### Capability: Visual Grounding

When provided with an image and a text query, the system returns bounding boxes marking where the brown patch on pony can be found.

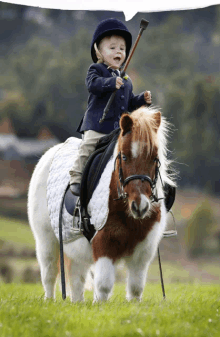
[92,171,161,263]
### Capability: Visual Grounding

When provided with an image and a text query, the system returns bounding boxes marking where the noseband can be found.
[114,152,163,203]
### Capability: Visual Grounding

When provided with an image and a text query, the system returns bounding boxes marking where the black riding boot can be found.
[70,183,81,196]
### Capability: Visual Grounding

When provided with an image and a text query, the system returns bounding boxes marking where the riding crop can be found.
[99,18,149,124]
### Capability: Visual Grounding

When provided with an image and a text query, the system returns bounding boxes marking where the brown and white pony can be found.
[28,106,175,302]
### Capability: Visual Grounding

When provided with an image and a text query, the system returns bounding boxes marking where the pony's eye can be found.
[122,154,127,161]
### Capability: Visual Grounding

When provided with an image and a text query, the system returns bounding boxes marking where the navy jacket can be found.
[77,63,148,134]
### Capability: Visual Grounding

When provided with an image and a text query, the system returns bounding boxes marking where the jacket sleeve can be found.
[85,64,116,95]
[128,91,147,112]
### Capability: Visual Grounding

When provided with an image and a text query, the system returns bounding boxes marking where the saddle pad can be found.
[46,137,116,243]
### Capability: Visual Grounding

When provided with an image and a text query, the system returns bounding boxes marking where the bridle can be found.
[114,151,163,203]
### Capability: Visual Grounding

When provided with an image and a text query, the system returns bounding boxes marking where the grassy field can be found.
[0,216,34,248]
[0,283,219,337]
[0,216,38,283]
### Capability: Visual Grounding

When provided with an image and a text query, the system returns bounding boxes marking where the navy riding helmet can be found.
[91,18,132,63]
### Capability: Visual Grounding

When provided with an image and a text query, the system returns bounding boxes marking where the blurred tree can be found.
[45,28,91,131]
[9,37,55,106]
[0,2,27,18]
[185,199,216,258]
[179,75,220,191]
[131,15,197,94]
[2,28,91,138]
[0,91,34,136]
[0,91,31,121]
[212,5,220,46]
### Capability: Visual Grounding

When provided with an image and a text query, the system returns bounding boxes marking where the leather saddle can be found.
[64,128,121,241]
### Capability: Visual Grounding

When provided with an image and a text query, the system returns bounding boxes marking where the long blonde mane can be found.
[130,106,176,189]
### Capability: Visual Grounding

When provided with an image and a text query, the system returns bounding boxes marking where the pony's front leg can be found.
[93,257,115,302]
[125,257,150,301]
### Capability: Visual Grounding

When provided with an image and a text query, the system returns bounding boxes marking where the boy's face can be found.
[99,35,126,69]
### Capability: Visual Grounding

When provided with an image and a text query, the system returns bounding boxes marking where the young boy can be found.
[69,18,152,196]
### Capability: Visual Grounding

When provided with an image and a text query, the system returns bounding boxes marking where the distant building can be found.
[0,117,59,161]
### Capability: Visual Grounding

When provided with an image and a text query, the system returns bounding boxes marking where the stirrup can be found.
[163,230,177,238]
[73,198,83,232]
[163,210,177,238]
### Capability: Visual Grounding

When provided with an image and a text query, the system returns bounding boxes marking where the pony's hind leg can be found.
[35,230,60,299]
[29,191,60,299]
[64,238,93,302]
[28,143,62,299]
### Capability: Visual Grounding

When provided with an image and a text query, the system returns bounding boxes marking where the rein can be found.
[114,152,164,203]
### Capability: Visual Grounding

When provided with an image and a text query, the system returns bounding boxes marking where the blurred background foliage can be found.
[0,3,219,194]
[185,199,216,258]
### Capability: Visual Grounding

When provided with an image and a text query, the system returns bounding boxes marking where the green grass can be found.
[0,283,219,337]
[0,216,34,248]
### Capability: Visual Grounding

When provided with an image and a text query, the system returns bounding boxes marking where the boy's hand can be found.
[116,77,123,89]
[144,91,152,104]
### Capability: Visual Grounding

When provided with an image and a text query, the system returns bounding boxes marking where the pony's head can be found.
[114,107,164,219]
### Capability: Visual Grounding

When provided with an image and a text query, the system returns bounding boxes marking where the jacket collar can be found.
[102,63,120,76]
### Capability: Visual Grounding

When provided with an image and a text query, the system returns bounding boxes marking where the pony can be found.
[28,106,176,302]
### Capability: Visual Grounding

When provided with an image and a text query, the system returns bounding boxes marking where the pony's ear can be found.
[120,114,133,136]
[153,111,161,131]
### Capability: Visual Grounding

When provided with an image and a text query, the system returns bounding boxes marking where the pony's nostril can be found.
[131,196,149,219]
[131,201,138,213]
[142,203,149,213]
[141,203,149,216]
[131,201,141,217]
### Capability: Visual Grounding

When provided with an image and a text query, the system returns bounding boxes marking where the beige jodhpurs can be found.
[69,130,106,185]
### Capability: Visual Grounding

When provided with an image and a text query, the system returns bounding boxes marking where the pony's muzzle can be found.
[131,194,150,219]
